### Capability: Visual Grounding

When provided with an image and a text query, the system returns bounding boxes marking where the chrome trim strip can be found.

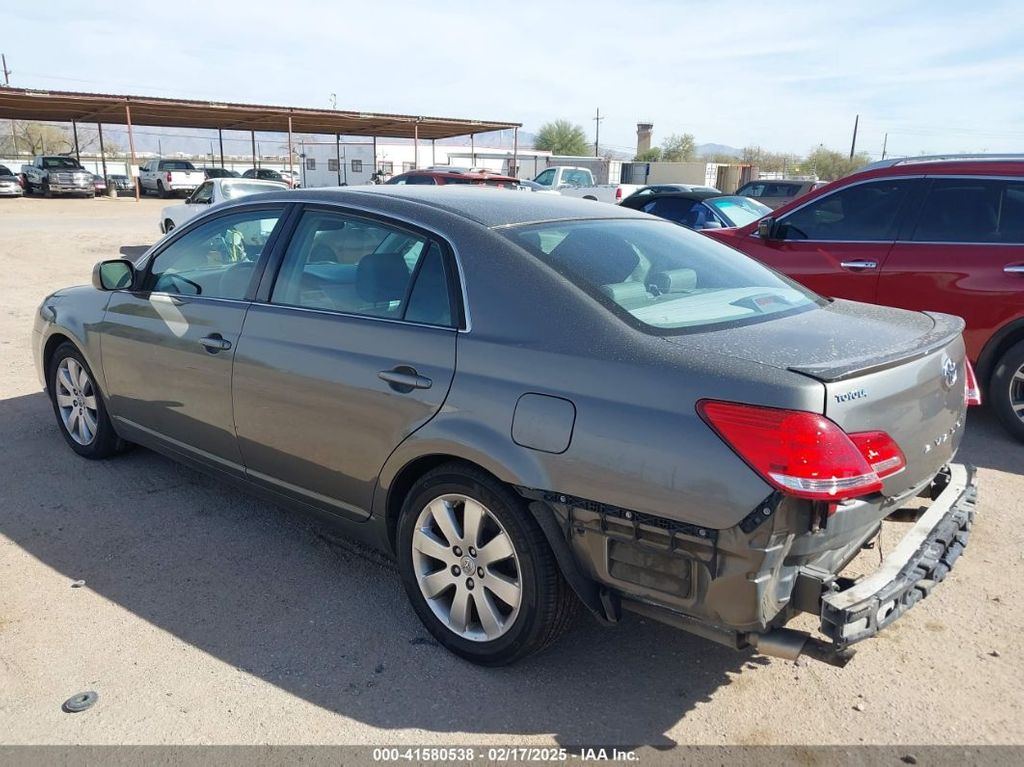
[245,301,459,332]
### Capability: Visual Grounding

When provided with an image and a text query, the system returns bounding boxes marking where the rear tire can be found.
[990,339,1024,442]
[47,342,123,459]
[396,461,578,666]
[157,181,168,199]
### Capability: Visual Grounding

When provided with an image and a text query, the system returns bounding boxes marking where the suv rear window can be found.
[504,219,820,332]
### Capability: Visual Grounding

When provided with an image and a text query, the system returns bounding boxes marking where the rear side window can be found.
[911,178,1024,244]
[270,210,454,325]
[641,197,705,227]
[504,219,820,332]
[778,180,913,241]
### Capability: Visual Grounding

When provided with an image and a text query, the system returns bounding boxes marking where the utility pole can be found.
[849,114,859,160]
[594,108,604,157]
[1,53,10,85]
[881,132,888,160]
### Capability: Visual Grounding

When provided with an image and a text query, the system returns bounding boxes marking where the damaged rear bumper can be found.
[819,462,977,647]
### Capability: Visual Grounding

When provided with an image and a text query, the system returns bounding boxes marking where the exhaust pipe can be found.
[747,628,855,668]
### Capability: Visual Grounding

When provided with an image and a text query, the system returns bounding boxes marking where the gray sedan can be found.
[34,187,977,666]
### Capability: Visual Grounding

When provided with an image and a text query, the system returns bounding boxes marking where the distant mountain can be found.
[696,142,742,158]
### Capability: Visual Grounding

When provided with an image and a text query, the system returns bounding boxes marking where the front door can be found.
[232,207,459,518]
[101,205,287,473]
[743,178,918,304]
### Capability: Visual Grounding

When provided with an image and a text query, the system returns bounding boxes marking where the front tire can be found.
[990,340,1024,442]
[396,462,578,666]
[48,342,122,459]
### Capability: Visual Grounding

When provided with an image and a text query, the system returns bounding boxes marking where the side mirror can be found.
[92,259,135,291]
[757,217,779,240]
[701,220,724,230]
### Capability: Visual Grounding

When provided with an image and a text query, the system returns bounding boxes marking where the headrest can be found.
[600,281,649,303]
[650,268,697,293]
[356,252,410,304]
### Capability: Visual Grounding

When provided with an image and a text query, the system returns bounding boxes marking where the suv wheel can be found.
[990,339,1024,441]
[157,180,169,199]
[396,462,577,665]
[48,342,123,459]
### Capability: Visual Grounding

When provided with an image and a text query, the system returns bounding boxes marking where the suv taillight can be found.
[965,359,982,406]
[697,401,905,502]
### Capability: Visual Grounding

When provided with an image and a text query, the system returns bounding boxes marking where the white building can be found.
[299,140,554,186]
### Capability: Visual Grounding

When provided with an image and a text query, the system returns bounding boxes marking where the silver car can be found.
[34,187,978,666]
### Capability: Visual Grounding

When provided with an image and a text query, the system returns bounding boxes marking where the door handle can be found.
[1004,265,1024,274]
[378,366,432,393]
[199,333,232,353]
[839,260,878,270]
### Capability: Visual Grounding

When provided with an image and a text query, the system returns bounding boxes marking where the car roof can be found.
[219,185,653,228]
[395,169,518,182]
[627,189,724,202]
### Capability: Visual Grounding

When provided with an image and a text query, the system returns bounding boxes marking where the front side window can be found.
[911,178,1024,244]
[145,208,283,299]
[190,182,214,204]
[778,179,913,241]
[270,211,453,325]
[504,219,820,332]
[534,168,557,186]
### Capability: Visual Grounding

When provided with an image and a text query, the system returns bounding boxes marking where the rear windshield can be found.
[160,161,196,171]
[503,219,821,332]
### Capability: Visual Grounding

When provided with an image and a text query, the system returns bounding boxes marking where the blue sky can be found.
[4,0,1023,157]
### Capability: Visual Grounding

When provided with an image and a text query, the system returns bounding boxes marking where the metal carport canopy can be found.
[0,87,520,139]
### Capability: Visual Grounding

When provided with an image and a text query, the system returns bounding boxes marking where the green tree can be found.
[661,133,697,162]
[805,146,872,181]
[533,120,590,156]
[635,147,662,162]
[0,121,111,156]
[741,145,802,174]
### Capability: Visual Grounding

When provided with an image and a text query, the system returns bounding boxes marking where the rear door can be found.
[232,206,459,519]
[741,178,918,303]
[878,175,1024,362]
[101,204,288,473]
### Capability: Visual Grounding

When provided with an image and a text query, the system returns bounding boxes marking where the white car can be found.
[277,169,301,188]
[159,178,287,233]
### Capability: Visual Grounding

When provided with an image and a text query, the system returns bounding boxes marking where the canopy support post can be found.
[97,122,107,181]
[218,129,225,168]
[125,103,138,201]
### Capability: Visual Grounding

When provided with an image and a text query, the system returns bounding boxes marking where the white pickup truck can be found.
[531,166,638,204]
[139,159,203,198]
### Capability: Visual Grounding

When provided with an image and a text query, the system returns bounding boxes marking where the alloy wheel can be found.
[1011,362,1024,425]
[411,493,522,642]
[55,357,99,446]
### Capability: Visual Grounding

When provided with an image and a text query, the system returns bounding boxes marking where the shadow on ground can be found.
[959,407,1023,475]
[0,391,773,748]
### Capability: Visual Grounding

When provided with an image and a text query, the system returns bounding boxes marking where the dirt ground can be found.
[1,196,1022,748]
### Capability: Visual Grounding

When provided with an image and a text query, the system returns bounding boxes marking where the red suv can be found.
[386,169,520,188]
[706,156,1024,440]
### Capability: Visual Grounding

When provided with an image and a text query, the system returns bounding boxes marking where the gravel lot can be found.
[1,196,1022,748]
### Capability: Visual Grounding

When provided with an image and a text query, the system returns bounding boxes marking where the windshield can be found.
[221,181,284,199]
[503,219,820,332]
[706,196,771,227]
[42,157,82,169]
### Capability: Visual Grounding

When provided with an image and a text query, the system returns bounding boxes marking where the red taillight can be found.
[965,359,981,406]
[848,431,906,479]
[697,400,903,502]
[615,187,623,200]
[166,171,173,183]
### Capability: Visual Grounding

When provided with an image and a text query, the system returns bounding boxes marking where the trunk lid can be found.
[669,299,968,496]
